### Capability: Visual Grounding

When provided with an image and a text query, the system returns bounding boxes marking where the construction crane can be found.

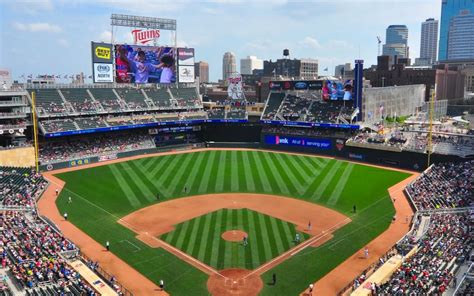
[377,36,382,56]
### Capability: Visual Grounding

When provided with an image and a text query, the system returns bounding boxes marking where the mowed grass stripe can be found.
[237,209,249,268]
[174,220,191,250]
[246,210,261,268]
[276,153,308,189]
[260,152,290,195]
[223,152,232,190]
[214,151,226,192]
[155,153,185,185]
[263,215,281,258]
[276,218,292,250]
[141,157,157,172]
[128,160,169,197]
[235,151,249,192]
[301,160,336,197]
[312,161,344,200]
[216,210,228,270]
[268,153,299,194]
[198,151,217,194]
[255,211,273,261]
[240,151,256,192]
[223,209,234,267]
[269,215,285,254]
[183,215,202,256]
[230,151,240,192]
[119,162,155,202]
[185,152,208,194]
[108,164,141,207]
[250,152,274,193]
[194,211,212,260]
[167,153,196,195]
[327,163,355,205]
[203,212,218,264]
[210,210,224,268]
[150,155,174,178]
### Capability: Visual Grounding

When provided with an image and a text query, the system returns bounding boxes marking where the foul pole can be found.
[31,92,40,172]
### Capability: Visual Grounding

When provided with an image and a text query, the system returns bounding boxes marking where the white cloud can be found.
[57,39,70,48]
[300,37,322,49]
[12,22,62,33]
[98,30,112,42]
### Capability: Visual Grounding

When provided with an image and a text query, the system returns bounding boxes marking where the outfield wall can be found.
[260,132,473,171]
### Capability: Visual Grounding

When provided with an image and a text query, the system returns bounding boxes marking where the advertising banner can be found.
[177,48,195,65]
[178,65,195,83]
[93,63,114,83]
[91,42,113,63]
[115,44,176,84]
[264,135,332,150]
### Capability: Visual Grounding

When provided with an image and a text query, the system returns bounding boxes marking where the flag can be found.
[27,74,33,78]
[63,75,68,78]
[324,67,328,71]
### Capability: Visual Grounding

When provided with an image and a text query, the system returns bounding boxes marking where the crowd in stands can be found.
[0,167,46,207]
[39,132,155,164]
[378,213,470,295]
[406,161,473,210]
[262,126,356,138]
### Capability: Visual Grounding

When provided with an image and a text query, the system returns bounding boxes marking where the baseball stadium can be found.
[0,7,473,296]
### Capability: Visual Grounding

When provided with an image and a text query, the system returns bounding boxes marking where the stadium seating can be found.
[39,132,155,164]
[74,117,108,130]
[88,88,122,112]
[262,92,285,120]
[405,160,473,210]
[28,89,66,115]
[40,119,77,133]
[207,108,225,119]
[226,109,246,119]
[59,88,98,113]
[169,88,202,108]
[378,213,470,295]
[143,88,172,109]
[115,88,148,110]
[280,94,312,121]
[0,167,46,207]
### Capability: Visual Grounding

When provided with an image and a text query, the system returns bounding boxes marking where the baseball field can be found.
[51,149,410,295]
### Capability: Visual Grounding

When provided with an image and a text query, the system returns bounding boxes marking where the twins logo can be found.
[131,29,161,44]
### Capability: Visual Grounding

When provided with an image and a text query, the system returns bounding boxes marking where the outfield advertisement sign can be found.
[264,135,332,150]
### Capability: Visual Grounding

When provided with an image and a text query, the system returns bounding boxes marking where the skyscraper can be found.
[439,0,474,60]
[420,18,439,64]
[447,11,474,60]
[240,56,263,75]
[382,25,409,58]
[222,52,236,82]
[194,61,209,83]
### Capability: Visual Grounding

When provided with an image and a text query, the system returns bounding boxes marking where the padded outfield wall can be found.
[260,132,472,171]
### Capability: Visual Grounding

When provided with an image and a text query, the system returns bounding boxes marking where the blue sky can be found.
[0,0,440,82]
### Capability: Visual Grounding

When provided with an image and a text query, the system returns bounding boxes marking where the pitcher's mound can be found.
[221,230,247,242]
[207,269,263,296]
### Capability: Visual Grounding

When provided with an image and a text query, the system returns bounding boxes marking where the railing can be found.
[25,82,197,90]
[79,252,133,296]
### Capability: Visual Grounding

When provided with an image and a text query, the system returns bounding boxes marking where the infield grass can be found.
[55,150,410,295]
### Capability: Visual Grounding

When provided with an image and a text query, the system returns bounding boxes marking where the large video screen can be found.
[115,44,176,84]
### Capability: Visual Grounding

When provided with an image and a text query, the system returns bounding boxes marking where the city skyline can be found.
[1,0,441,82]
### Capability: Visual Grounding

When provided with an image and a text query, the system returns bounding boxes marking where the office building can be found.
[194,61,209,83]
[222,52,237,82]
[447,11,474,60]
[382,25,409,58]
[240,56,263,75]
[439,0,474,60]
[420,18,439,64]
[334,63,352,77]
[263,58,318,79]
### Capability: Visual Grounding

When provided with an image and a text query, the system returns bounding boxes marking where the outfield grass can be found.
[55,150,410,295]
[161,208,310,270]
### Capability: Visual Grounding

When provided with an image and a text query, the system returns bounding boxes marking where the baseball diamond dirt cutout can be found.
[118,193,350,295]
